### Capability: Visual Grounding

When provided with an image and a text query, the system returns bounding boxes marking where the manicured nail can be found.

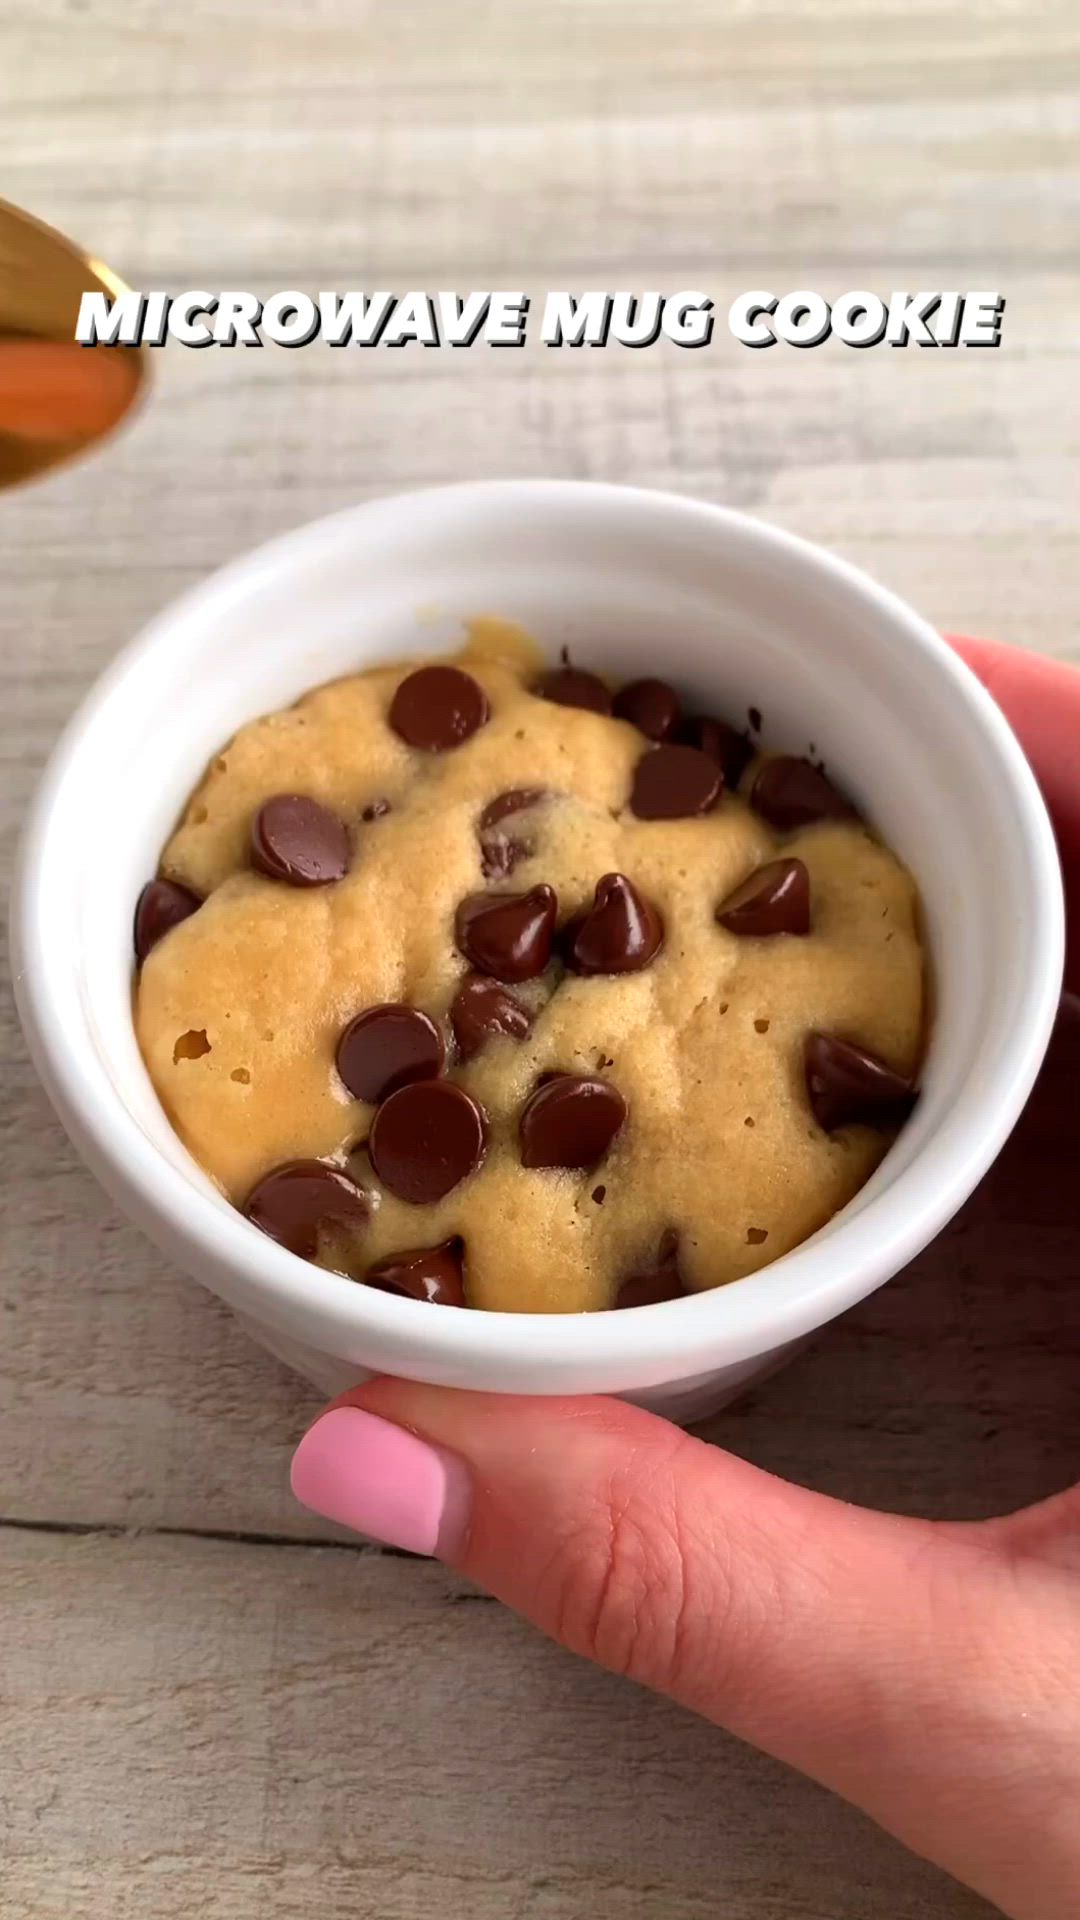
[290,1406,471,1557]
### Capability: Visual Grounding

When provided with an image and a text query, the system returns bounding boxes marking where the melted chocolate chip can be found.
[479,788,546,830]
[683,715,753,787]
[716,858,811,937]
[614,1229,685,1308]
[478,788,546,880]
[450,973,532,1061]
[534,666,612,715]
[615,1269,684,1308]
[455,884,557,982]
[519,1074,626,1169]
[804,1032,916,1133]
[566,873,664,975]
[134,879,201,963]
[612,677,681,742]
[389,664,490,751]
[629,744,723,820]
[243,1159,370,1259]
[482,838,528,880]
[336,1004,445,1104]
[370,1080,486,1203]
[751,757,854,831]
[365,1238,466,1306]
[251,795,350,886]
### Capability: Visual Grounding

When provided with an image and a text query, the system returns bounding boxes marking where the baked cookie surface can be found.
[135,621,924,1313]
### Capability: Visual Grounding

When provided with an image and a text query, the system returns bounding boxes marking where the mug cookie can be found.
[134,620,924,1313]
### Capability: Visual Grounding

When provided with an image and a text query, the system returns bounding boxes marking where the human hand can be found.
[291,638,1080,1920]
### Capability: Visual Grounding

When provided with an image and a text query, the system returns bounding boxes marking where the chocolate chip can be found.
[450,973,531,1061]
[804,1032,916,1133]
[134,878,201,963]
[361,798,391,822]
[455,884,557,982]
[336,1004,445,1104]
[519,1074,625,1169]
[751,757,854,831]
[629,744,723,820]
[534,666,612,715]
[251,794,350,886]
[716,858,810,937]
[478,788,545,880]
[243,1159,370,1259]
[614,1228,684,1308]
[612,678,681,742]
[389,664,490,751]
[683,716,753,786]
[370,1080,487,1203]
[566,873,664,974]
[479,788,546,830]
[365,1238,465,1306]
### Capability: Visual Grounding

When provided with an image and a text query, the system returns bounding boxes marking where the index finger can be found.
[948,636,1078,997]
[947,636,1080,873]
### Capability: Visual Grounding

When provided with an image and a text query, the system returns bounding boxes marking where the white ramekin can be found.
[11,482,1064,1420]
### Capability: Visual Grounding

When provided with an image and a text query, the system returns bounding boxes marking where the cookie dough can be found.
[134,620,924,1313]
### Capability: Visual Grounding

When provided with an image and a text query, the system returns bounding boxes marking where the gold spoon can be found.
[0,196,149,488]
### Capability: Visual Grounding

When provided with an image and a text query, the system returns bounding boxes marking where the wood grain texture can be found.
[2,2,1078,1915]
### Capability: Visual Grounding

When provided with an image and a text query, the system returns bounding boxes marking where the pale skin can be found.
[292,638,1080,1920]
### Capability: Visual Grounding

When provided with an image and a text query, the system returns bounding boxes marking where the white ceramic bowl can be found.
[11,482,1064,1420]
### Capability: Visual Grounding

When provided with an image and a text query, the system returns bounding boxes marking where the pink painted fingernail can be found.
[290,1406,471,1558]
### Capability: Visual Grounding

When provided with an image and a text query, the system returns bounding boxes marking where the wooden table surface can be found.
[3,4,1078,1915]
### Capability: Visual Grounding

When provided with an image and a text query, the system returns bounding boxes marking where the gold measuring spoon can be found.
[0,196,149,488]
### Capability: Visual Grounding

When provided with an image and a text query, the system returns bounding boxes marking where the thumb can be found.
[289,1380,1065,1910]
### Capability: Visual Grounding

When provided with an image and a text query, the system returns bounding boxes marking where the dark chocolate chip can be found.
[612,678,681,742]
[683,715,754,787]
[370,1080,487,1203]
[534,666,612,715]
[389,664,489,751]
[751,757,854,831]
[479,788,546,830]
[251,794,350,886]
[336,1004,445,1104]
[361,798,391,822]
[365,1238,465,1307]
[455,884,557,982]
[243,1159,370,1259]
[450,973,532,1061]
[134,878,201,963]
[716,857,811,937]
[478,788,546,880]
[566,872,664,975]
[629,744,723,820]
[804,1032,916,1133]
[519,1073,626,1170]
